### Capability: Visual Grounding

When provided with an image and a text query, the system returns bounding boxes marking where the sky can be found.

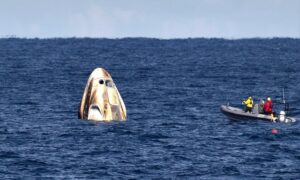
[0,0,299,39]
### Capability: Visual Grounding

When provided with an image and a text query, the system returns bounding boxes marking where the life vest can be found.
[243,98,253,108]
[263,101,273,113]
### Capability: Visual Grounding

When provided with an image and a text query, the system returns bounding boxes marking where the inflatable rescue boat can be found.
[220,104,296,123]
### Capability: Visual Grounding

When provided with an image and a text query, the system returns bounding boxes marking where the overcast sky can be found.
[0,0,299,38]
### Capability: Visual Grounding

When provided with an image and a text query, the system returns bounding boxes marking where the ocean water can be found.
[0,38,300,179]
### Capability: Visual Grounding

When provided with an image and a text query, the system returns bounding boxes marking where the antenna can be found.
[282,87,289,113]
[282,88,285,104]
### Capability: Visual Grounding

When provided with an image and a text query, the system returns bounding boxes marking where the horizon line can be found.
[1,35,300,40]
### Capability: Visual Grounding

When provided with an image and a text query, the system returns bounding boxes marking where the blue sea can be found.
[0,38,300,179]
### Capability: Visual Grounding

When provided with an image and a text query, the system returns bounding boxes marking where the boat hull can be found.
[220,105,275,121]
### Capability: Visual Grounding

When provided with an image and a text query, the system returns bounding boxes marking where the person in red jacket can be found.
[263,97,273,115]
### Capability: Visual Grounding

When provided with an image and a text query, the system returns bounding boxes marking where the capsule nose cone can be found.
[91,68,112,79]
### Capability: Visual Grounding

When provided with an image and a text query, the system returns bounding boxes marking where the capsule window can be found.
[105,80,113,87]
[99,79,104,85]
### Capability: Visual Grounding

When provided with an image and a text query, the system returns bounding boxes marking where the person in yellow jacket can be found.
[243,96,253,113]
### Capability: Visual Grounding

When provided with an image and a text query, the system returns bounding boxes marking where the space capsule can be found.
[78,68,127,121]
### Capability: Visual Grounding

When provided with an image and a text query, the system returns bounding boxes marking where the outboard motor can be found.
[279,111,286,122]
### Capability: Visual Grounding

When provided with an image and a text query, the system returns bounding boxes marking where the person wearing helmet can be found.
[263,97,273,115]
[242,96,253,113]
